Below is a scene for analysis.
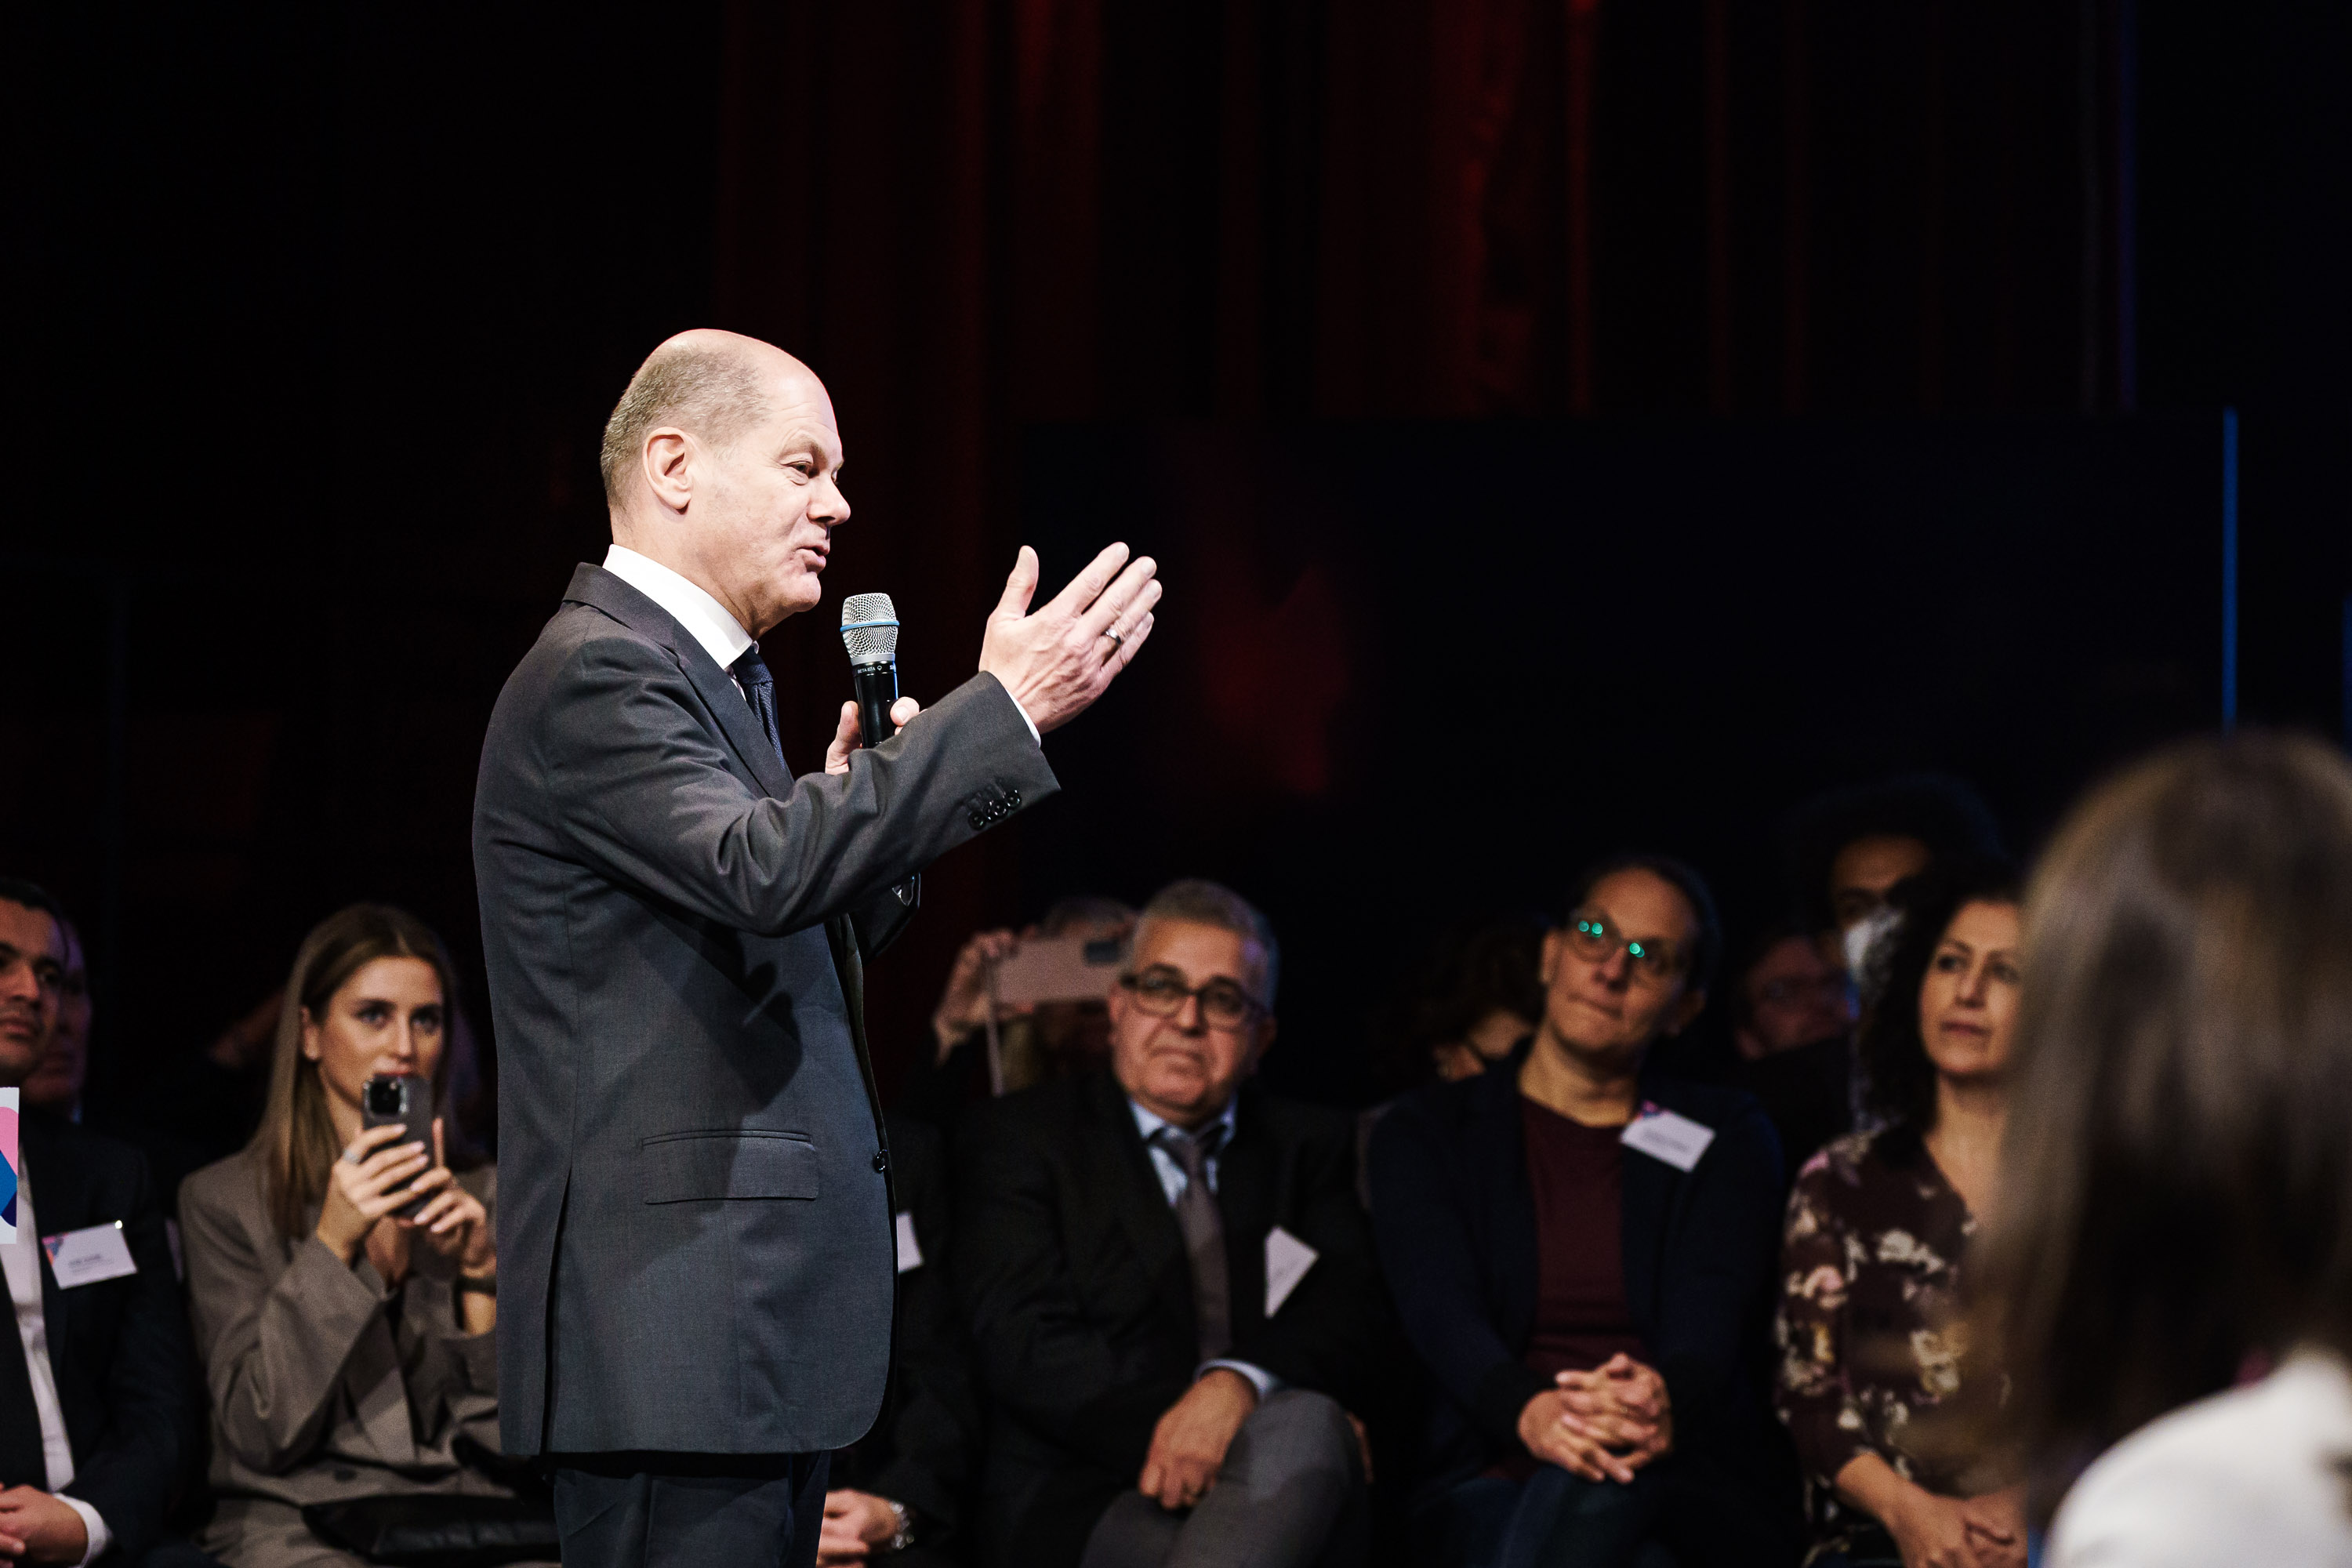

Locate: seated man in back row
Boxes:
[954,880,1387,1568]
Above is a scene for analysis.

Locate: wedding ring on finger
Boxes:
[1102,628,1123,646]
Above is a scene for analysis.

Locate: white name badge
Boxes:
[42,1222,138,1287]
[1620,1105,1715,1173]
[894,1210,924,1275]
[1265,1225,1319,1316]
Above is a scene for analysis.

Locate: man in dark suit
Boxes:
[955,880,1385,1568]
[473,330,1161,1568]
[0,880,214,1568]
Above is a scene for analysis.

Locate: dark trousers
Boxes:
[1418,1465,1676,1568]
[552,1452,829,1568]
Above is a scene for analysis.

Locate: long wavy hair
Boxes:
[248,904,463,1240]
[1977,733,2352,1516]
[1856,855,2023,1133]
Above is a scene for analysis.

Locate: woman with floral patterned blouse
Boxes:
[1776,859,2027,1568]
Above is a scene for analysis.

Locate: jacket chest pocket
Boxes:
[641,1131,822,1203]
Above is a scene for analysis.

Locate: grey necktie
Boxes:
[1152,1123,1232,1361]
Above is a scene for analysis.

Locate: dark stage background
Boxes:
[4,2,2345,1129]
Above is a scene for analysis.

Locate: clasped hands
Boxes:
[0,1486,88,1564]
[823,543,1161,774]
[1517,1353,1673,1485]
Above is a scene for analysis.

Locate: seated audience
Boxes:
[898,897,1136,1134]
[1361,915,1545,1205]
[1775,860,2025,1568]
[178,905,549,1568]
[955,880,1385,1568]
[0,879,214,1568]
[1978,735,2352,1565]
[1370,855,1796,1567]
[1781,775,2005,989]
[20,910,88,1120]
[115,989,282,1206]
[822,1111,979,1566]
[1669,920,1857,1181]
[1375,916,1545,1091]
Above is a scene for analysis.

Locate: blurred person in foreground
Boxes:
[474,329,1157,1568]
[818,1112,976,1566]
[955,880,1385,1567]
[1775,860,2025,1568]
[178,905,546,1568]
[0,878,212,1568]
[897,896,1138,1134]
[1980,734,2352,1565]
[1369,855,1796,1567]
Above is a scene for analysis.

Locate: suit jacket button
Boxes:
[1006,789,1022,808]
[968,811,987,829]
[872,1152,888,1173]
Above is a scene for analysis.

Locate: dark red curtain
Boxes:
[709,0,2139,1091]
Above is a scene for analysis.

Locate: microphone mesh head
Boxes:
[840,592,900,664]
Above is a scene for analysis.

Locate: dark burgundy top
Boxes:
[1521,1098,1645,1380]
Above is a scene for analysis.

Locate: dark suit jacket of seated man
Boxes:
[0,884,212,1568]
[953,881,1388,1568]
[471,331,1160,1568]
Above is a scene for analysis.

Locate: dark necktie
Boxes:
[729,646,788,773]
[1152,1124,1232,1361]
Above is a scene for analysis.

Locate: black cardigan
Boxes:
[1367,1047,1793,1523]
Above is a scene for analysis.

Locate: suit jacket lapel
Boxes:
[1475,1067,1541,1352]
[563,564,794,801]
[1214,1092,1276,1335]
[22,1118,74,1375]
[1087,1072,1189,1319]
[566,564,886,1145]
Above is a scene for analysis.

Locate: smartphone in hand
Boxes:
[993,935,1123,1007]
[361,1073,437,1219]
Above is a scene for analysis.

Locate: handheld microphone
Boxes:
[839,592,901,748]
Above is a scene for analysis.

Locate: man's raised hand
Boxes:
[978,544,1161,734]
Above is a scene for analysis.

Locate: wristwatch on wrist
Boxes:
[455,1273,498,1296]
[883,1497,914,1552]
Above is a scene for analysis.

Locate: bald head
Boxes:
[601,329,817,511]
[597,330,851,635]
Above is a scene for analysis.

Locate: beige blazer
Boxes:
[178,1149,516,1519]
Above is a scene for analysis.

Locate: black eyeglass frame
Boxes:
[1561,909,1690,985]
[1117,967,1269,1031]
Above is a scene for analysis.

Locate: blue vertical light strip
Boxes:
[2221,407,2239,730]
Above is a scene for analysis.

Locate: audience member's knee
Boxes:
[1252,1391,1359,1479]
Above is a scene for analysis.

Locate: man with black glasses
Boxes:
[953,880,1388,1568]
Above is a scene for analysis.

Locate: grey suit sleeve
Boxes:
[180,1181,395,1475]
[538,643,1055,937]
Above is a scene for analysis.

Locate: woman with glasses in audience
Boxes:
[1369,854,1798,1568]
[179,906,549,1568]
[1982,735,2352,1565]
[1774,860,2027,1568]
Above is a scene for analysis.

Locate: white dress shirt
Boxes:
[2048,1347,2352,1568]
[2,1159,111,1566]
[601,545,756,687]
[1126,1096,1280,1401]
[599,545,1040,742]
